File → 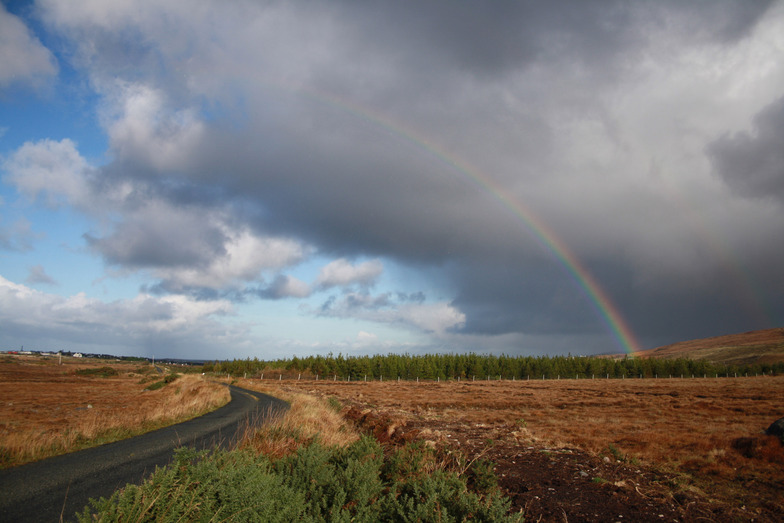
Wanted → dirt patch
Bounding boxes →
[278,377,784,521]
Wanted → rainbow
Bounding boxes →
[288,86,642,355]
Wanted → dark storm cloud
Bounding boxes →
[709,96,784,203]
[29,0,784,353]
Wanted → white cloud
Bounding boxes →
[0,5,57,88]
[3,139,91,208]
[318,292,465,337]
[101,81,206,171]
[394,302,466,335]
[0,274,237,354]
[316,258,383,289]
[153,227,310,291]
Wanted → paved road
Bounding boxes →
[0,385,287,522]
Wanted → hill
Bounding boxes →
[637,328,784,366]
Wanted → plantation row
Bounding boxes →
[203,353,784,381]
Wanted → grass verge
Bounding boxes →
[78,383,523,522]
[0,374,229,468]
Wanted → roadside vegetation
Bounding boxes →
[79,383,522,522]
[0,359,229,468]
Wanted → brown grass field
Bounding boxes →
[636,327,784,365]
[267,375,784,521]
[0,355,229,468]
[2,343,782,521]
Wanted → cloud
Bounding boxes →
[317,291,465,337]
[709,96,784,203]
[101,81,206,172]
[0,5,57,89]
[254,274,311,300]
[7,0,783,356]
[0,275,239,357]
[3,138,312,299]
[0,217,39,252]
[316,259,383,289]
[3,139,92,209]
[26,265,57,285]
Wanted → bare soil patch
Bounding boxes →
[0,355,229,468]
[277,376,784,522]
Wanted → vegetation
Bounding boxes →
[78,386,521,522]
[203,352,784,381]
[0,370,229,468]
[75,366,119,378]
[145,372,181,391]
[78,436,520,522]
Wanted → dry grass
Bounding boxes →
[0,356,230,468]
[279,375,784,509]
[232,378,359,458]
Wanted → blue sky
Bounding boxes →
[2,1,784,360]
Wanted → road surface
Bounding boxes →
[0,385,287,522]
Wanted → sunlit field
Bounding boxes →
[0,356,230,468]
[276,375,784,517]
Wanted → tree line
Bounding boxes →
[202,353,784,380]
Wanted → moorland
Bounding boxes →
[0,356,228,468]
[2,328,783,521]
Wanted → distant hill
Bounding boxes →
[637,328,784,366]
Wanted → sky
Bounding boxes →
[1,0,783,361]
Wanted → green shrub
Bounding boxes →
[75,366,119,378]
[78,437,522,522]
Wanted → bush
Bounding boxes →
[75,367,119,378]
[78,437,522,522]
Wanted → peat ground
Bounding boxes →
[268,376,784,522]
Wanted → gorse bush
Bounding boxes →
[78,436,522,522]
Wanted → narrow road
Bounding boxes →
[0,385,287,522]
